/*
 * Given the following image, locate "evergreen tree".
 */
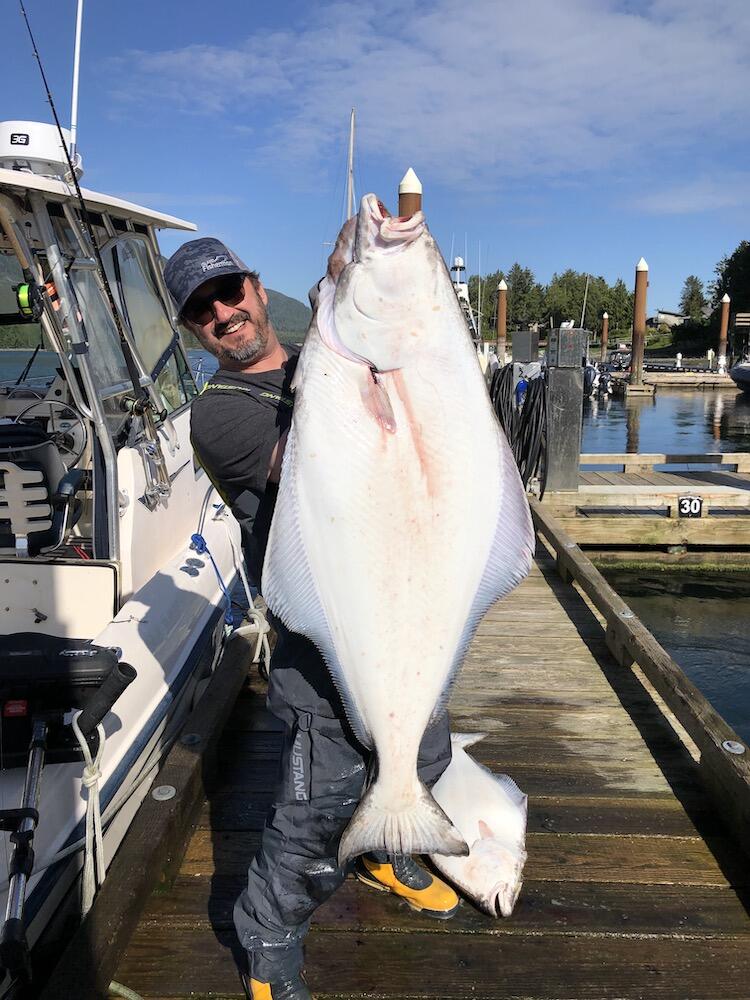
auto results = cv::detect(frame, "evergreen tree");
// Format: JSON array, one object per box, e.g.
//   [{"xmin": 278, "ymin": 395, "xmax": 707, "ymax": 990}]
[
  {"xmin": 606, "ymin": 278, "xmax": 634, "ymax": 335},
  {"xmin": 505, "ymin": 263, "xmax": 544, "ymax": 330},
  {"xmin": 545, "ymin": 270, "xmax": 589, "ymax": 328},
  {"xmin": 712, "ymin": 241, "xmax": 750, "ymax": 313},
  {"xmin": 679, "ymin": 275, "xmax": 707, "ymax": 321}
]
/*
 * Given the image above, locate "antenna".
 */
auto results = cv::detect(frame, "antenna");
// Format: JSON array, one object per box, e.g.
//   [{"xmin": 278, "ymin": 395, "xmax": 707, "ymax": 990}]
[
  {"xmin": 345, "ymin": 108, "xmax": 356, "ymax": 220},
  {"xmin": 69, "ymin": 0, "xmax": 84, "ymax": 160},
  {"xmin": 477, "ymin": 240, "xmax": 482, "ymax": 336},
  {"xmin": 18, "ymin": 0, "xmax": 153, "ymax": 413},
  {"xmin": 580, "ymin": 274, "xmax": 590, "ymax": 329}
]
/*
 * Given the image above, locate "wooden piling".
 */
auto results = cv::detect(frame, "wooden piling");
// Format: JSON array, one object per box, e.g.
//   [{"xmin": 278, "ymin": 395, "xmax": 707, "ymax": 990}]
[
  {"xmin": 600, "ymin": 311, "xmax": 609, "ymax": 362},
  {"xmin": 718, "ymin": 293, "xmax": 730, "ymax": 374},
  {"xmin": 630, "ymin": 258, "xmax": 648, "ymax": 386},
  {"xmin": 496, "ymin": 278, "xmax": 508, "ymax": 362},
  {"xmin": 398, "ymin": 167, "xmax": 422, "ymax": 218},
  {"xmin": 626, "ymin": 405, "xmax": 640, "ymax": 455}
]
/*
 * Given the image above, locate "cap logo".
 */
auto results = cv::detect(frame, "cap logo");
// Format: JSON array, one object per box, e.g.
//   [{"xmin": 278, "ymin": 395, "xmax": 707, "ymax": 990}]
[{"xmin": 201, "ymin": 255, "xmax": 231, "ymax": 272}]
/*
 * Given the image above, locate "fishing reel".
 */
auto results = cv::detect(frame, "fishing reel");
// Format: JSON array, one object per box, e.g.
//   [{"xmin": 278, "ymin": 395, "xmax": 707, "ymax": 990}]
[
  {"xmin": 13, "ymin": 280, "xmax": 60, "ymax": 324},
  {"xmin": 13, "ymin": 282, "xmax": 43, "ymax": 323}
]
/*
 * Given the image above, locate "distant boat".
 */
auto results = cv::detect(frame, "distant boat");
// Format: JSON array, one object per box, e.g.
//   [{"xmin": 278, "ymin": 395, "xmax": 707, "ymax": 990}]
[{"xmin": 729, "ymin": 361, "xmax": 750, "ymax": 393}]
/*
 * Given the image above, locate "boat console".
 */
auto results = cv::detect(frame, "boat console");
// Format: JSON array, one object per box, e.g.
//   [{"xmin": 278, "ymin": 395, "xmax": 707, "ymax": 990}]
[{"xmin": 0, "ymin": 405, "xmax": 88, "ymax": 559}]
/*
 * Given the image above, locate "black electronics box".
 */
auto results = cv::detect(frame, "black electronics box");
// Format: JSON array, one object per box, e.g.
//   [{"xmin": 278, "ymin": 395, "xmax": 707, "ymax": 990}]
[{"xmin": 511, "ymin": 330, "xmax": 539, "ymax": 363}]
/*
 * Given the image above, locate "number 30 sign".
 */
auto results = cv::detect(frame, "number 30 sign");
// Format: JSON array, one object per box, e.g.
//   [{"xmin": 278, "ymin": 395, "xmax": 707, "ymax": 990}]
[{"xmin": 678, "ymin": 496, "xmax": 703, "ymax": 518}]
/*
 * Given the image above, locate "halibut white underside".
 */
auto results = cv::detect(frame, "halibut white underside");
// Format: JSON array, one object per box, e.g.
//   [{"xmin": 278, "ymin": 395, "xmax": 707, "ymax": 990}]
[{"xmin": 262, "ymin": 196, "xmax": 534, "ymax": 863}]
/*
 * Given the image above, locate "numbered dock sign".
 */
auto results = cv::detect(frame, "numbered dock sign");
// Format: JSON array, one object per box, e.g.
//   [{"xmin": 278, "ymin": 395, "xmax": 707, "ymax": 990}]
[{"xmin": 678, "ymin": 496, "xmax": 703, "ymax": 518}]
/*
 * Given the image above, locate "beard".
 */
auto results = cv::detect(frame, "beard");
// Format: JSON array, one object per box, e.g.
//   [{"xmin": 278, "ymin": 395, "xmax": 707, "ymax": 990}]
[{"xmin": 215, "ymin": 308, "xmax": 271, "ymax": 366}]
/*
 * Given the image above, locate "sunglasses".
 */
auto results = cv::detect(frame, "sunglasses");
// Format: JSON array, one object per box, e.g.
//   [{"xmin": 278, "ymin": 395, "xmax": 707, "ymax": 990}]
[{"xmin": 183, "ymin": 273, "xmax": 247, "ymax": 325}]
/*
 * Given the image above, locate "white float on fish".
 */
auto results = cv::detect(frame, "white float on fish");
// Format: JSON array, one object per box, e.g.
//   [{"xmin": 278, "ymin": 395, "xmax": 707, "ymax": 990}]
[
  {"xmin": 430, "ymin": 733, "xmax": 528, "ymax": 917},
  {"xmin": 262, "ymin": 194, "xmax": 534, "ymax": 865}
]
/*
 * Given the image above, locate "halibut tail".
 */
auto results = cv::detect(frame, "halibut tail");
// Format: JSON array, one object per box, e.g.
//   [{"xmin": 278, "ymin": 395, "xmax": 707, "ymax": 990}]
[{"xmin": 337, "ymin": 779, "xmax": 469, "ymax": 866}]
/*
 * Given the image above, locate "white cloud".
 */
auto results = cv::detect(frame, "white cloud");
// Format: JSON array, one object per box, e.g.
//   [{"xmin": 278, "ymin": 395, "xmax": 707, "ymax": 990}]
[
  {"xmin": 633, "ymin": 174, "xmax": 750, "ymax": 214},
  {"xmin": 110, "ymin": 0, "xmax": 750, "ymax": 193}
]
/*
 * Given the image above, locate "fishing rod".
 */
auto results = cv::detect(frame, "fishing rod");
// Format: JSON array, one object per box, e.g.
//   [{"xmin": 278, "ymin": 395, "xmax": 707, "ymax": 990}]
[{"xmin": 17, "ymin": 0, "xmax": 163, "ymax": 421}]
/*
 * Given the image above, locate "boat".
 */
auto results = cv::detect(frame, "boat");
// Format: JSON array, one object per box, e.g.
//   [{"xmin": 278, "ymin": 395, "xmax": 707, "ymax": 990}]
[
  {"xmin": 0, "ymin": 115, "xmax": 263, "ymax": 996},
  {"xmin": 450, "ymin": 256, "xmax": 481, "ymax": 346},
  {"xmin": 729, "ymin": 361, "xmax": 750, "ymax": 393}
]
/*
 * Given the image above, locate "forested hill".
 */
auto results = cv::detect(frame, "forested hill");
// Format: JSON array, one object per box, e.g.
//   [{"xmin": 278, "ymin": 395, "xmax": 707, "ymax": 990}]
[{"xmin": 266, "ymin": 287, "xmax": 312, "ymax": 344}]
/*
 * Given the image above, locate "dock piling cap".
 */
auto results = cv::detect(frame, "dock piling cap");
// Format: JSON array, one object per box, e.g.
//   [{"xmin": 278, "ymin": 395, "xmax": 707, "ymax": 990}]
[
  {"xmin": 398, "ymin": 167, "xmax": 422, "ymax": 195},
  {"xmin": 498, "ymin": 279, "xmax": 508, "ymax": 291},
  {"xmin": 636, "ymin": 257, "xmax": 649, "ymax": 272}
]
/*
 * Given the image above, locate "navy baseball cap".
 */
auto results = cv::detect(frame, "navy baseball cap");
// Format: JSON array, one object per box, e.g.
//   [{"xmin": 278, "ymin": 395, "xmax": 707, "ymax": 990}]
[{"xmin": 164, "ymin": 237, "xmax": 251, "ymax": 317}]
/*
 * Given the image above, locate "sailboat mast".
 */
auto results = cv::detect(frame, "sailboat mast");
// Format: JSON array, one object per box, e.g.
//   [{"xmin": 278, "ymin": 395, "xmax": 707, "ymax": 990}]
[
  {"xmin": 69, "ymin": 0, "xmax": 85, "ymax": 160},
  {"xmin": 580, "ymin": 274, "xmax": 590, "ymax": 329},
  {"xmin": 345, "ymin": 108, "xmax": 356, "ymax": 220}
]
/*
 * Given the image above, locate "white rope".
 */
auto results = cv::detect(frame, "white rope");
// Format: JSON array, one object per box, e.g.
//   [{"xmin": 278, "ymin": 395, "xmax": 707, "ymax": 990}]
[
  {"xmin": 70, "ymin": 713, "xmax": 106, "ymax": 915},
  {"xmin": 222, "ymin": 515, "xmax": 271, "ymax": 670},
  {"xmin": 0, "ymin": 522, "xmax": 270, "ymax": 901},
  {"xmin": 0, "ymin": 711, "xmax": 184, "ymax": 892}
]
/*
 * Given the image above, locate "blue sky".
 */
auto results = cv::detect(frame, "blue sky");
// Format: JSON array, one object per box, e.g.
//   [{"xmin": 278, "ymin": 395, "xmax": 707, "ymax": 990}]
[{"xmin": 4, "ymin": 0, "xmax": 750, "ymax": 315}]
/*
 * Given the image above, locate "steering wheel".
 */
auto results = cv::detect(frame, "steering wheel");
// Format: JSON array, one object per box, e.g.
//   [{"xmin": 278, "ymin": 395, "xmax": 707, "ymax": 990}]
[
  {"xmin": 13, "ymin": 399, "xmax": 89, "ymax": 470},
  {"xmin": 5, "ymin": 386, "xmax": 46, "ymax": 400}
]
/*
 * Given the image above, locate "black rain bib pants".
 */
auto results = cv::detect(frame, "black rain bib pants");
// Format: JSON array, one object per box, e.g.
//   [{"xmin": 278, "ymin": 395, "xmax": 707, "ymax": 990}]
[{"xmin": 233, "ymin": 618, "xmax": 452, "ymax": 982}]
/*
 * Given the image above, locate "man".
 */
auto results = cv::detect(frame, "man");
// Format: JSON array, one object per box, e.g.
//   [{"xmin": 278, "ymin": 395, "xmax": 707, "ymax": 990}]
[{"xmin": 165, "ymin": 238, "xmax": 458, "ymax": 1000}]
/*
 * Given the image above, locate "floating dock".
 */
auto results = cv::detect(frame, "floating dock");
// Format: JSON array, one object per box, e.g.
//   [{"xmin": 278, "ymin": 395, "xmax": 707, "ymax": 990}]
[
  {"xmin": 611, "ymin": 371, "xmax": 737, "ymax": 390},
  {"xmin": 45, "ymin": 506, "xmax": 750, "ymax": 999},
  {"xmin": 545, "ymin": 452, "xmax": 750, "ymax": 560}
]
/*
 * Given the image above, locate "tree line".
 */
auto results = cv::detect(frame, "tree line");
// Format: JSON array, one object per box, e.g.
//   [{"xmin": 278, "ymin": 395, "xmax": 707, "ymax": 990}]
[
  {"xmin": 680, "ymin": 241, "xmax": 750, "ymax": 317},
  {"xmin": 467, "ymin": 265, "xmax": 633, "ymax": 341},
  {"xmin": 467, "ymin": 239, "xmax": 750, "ymax": 350}
]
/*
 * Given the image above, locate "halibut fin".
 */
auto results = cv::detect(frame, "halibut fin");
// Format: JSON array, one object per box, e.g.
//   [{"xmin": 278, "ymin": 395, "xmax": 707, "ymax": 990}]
[
  {"xmin": 337, "ymin": 779, "xmax": 469, "ymax": 866},
  {"xmin": 451, "ymin": 732, "xmax": 487, "ymax": 750}
]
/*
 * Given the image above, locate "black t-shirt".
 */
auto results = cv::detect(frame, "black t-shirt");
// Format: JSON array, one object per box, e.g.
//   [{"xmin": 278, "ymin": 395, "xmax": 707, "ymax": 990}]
[{"xmin": 190, "ymin": 348, "xmax": 300, "ymax": 588}]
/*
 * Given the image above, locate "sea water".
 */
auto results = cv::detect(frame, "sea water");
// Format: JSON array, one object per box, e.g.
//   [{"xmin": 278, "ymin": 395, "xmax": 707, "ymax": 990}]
[{"xmin": 581, "ymin": 388, "xmax": 750, "ymax": 741}]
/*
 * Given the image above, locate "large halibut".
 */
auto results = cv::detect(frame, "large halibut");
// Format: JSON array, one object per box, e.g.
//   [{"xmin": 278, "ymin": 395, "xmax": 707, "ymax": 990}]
[{"xmin": 262, "ymin": 194, "xmax": 534, "ymax": 864}]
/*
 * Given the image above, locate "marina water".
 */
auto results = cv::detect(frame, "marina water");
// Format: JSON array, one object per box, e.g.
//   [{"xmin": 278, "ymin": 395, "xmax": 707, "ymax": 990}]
[
  {"xmin": 583, "ymin": 387, "xmax": 750, "ymax": 741},
  {"xmin": 3, "ymin": 349, "xmax": 748, "ymax": 739}
]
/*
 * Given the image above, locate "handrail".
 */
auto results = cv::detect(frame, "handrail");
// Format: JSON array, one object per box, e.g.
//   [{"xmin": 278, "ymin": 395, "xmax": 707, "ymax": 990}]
[
  {"xmin": 530, "ymin": 497, "xmax": 750, "ymax": 857},
  {"xmin": 580, "ymin": 452, "xmax": 750, "ymax": 473}
]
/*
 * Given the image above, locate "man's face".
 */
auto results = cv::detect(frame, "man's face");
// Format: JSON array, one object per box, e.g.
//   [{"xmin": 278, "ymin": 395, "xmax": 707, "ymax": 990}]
[{"xmin": 183, "ymin": 274, "xmax": 274, "ymax": 369}]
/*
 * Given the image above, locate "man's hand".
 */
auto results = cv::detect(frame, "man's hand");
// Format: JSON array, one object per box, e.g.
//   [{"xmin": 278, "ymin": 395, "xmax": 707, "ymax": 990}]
[{"xmin": 268, "ymin": 430, "xmax": 289, "ymax": 484}]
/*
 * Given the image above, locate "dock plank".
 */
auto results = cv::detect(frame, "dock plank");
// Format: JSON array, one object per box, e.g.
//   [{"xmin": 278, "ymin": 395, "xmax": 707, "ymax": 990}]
[
  {"xmin": 116, "ymin": 926, "xmax": 750, "ymax": 999},
  {"xmin": 179, "ymin": 828, "xmax": 744, "ymax": 888},
  {"xmin": 136, "ymin": 876, "xmax": 750, "ymax": 937}
]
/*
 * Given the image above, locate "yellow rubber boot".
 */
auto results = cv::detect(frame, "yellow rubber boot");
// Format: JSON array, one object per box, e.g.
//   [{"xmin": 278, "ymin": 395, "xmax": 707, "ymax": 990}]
[
  {"xmin": 240, "ymin": 972, "xmax": 313, "ymax": 999},
  {"xmin": 355, "ymin": 853, "xmax": 459, "ymax": 919}
]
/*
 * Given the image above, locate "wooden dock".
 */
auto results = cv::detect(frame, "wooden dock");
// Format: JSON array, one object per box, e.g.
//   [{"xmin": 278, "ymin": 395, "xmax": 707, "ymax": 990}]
[
  {"xmin": 546, "ymin": 452, "xmax": 750, "ymax": 556},
  {"xmin": 93, "ymin": 508, "xmax": 750, "ymax": 1000},
  {"xmin": 611, "ymin": 371, "xmax": 737, "ymax": 390}
]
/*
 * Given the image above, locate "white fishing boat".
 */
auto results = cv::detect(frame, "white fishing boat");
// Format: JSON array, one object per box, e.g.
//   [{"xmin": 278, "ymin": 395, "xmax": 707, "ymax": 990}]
[{"xmin": 0, "ymin": 116, "xmax": 262, "ymax": 995}]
